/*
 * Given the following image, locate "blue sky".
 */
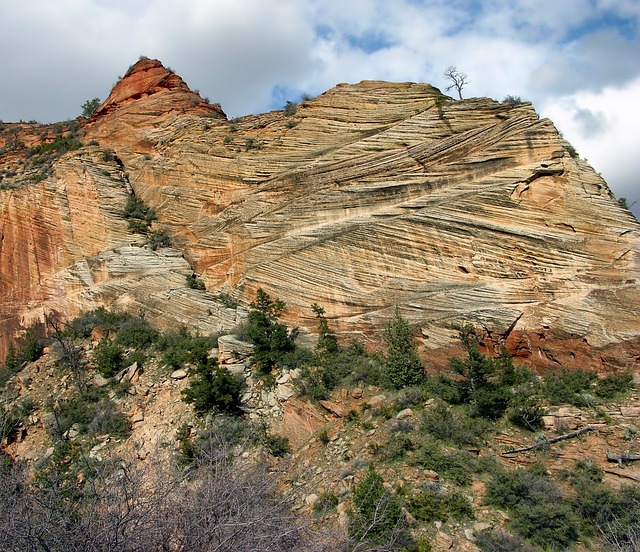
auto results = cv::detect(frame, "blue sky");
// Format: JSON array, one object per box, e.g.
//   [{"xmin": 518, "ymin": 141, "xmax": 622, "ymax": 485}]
[{"xmin": 0, "ymin": 0, "xmax": 638, "ymax": 216}]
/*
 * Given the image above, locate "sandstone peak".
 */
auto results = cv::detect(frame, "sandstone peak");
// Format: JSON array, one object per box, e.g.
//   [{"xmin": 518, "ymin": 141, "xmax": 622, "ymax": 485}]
[{"xmin": 92, "ymin": 58, "xmax": 221, "ymax": 118}]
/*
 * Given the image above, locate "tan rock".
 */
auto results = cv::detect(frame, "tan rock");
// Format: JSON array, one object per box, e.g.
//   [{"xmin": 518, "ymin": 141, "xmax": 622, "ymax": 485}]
[
  {"xmin": 433, "ymin": 531, "xmax": 454, "ymax": 551},
  {"xmin": 1, "ymin": 60, "xmax": 639, "ymax": 376},
  {"xmin": 92, "ymin": 373, "xmax": 110, "ymax": 387},
  {"xmin": 276, "ymin": 384, "xmax": 295, "ymax": 401},
  {"xmin": 396, "ymin": 408, "xmax": 414, "ymax": 419},
  {"xmin": 319, "ymin": 400, "xmax": 346, "ymax": 417},
  {"xmin": 368, "ymin": 395, "xmax": 387, "ymax": 408},
  {"xmin": 620, "ymin": 406, "xmax": 640, "ymax": 418},
  {"xmin": 304, "ymin": 494, "xmax": 319, "ymax": 508},
  {"xmin": 277, "ymin": 398, "xmax": 326, "ymax": 449}
]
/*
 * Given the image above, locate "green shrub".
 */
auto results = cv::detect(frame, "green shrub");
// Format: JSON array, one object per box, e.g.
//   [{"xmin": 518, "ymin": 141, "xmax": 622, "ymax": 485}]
[
  {"xmin": 214, "ymin": 292, "xmax": 239, "ymax": 309},
  {"xmin": 446, "ymin": 325, "xmax": 523, "ymax": 419},
  {"xmin": 48, "ymin": 387, "xmax": 130, "ymax": 440},
  {"xmin": 0, "ymin": 404, "xmax": 21, "ymax": 443},
  {"xmin": 350, "ymin": 466, "xmax": 404, "ymax": 544},
  {"xmin": 277, "ymin": 347, "xmax": 315, "ymax": 371},
  {"xmin": 26, "ymin": 133, "xmax": 82, "ymax": 158},
  {"xmin": 297, "ymin": 366, "xmax": 329, "ymax": 401},
  {"xmin": 64, "ymin": 307, "xmax": 130, "ymax": 338},
  {"xmin": 425, "ymin": 374, "xmax": 463, "ymax": 403},
  {"xmin": 263, "ymin": 433, "xmax": 291, "ymax": 457},
  {"xmin": 157, "ymin": 327, "xmax": 217, "ymax": 369},
  {"xmin": 147, "ymin": 230, "xmax": 171, "ymax": 250},
  {"xmin": 502, "ymin": 95, "xmax": 523, "ymax": 105},
  {"xmin": 93, "ymin": 339, "xmax": 125, "ymax": 378},
  {"xmin": 183, "ymin": 415, "xmax": 251, "ymax": 464},
  {"xmin": 115, "ymin": 317, "xmax": 158, "ymax": 349},
  {"xmin": 544, "ymin": 368, "xmax": 597, "ymax": 405},
  {"xmin": 1, "ymin": 327, "xmax": 44, "ymax": 386},
  {"xmin": 485, "ymin": 462, "xmax": 558, "ymax": 510},
  {"xmin": 420, "ymin": 401, "xmax": 488, "ymax": 447},
  {"xmin": 325, "ymin": 341, "xmax": 382, "ymax": 388},
  {"xmin": 283, "ymin": 100, "xmax": 297, "ymax": 116},
  {"xmin": 569, "ymin": 460, "xmax": 640, "ymax": 547},
  {"xmin": 408, "ymin": 485, "xmax": 474, "ymax": 522},
  {"xmin": 314, "ymin": 492, "xmax": 338, "ymax": 514},
  {"xmin": 245, "ymin": 137, "xmax": 262, "ymax": 150},
  {"xmin": 486, "ymin": 462, "xmax": 580, "ymax": 550},
  {"xmin": 81, "ymin": 98, "xmax": 101, "ymax": 118},
  {"xmin": 412, "ymin": 436, "xmax": 478, "ymax": 486},
  {"xmin": 187, "ymin": 274, "xmax": 206, "ymax": 290},
  {"xmin": 182, "ymin": 365, "xmax": 242, "ymax": 416},
  {"xmin": 511, "ymin": 500, "xmax": 579, "ymax": 550},
  {"xmin": 317, "ymin": 428, "xmax": 330, "ymax": 444},
  {"xmin": 395, "ymin": 386, "xmax": 426, "ymax": 409},
  {"xmin": 508, "ymin": 395, "xmax": 545, "ymax": 431},
  {"xmin": 383, "ymin": 434, "xmax": 414, "ymax": 461},
  {"xmin": 473, "ymin": 383, "xmax": 510, "ymax": 420},
  {"xmin": 597, "ymin": 484, "xmax": 640, "ymax": 550},
  {"xmin": 312, "ymin": 303, "xmax": 339, "ymax": 355},
  {"xmin": 594, "ymin": 371, "xmax": 633, "ymax": 399},
  {"xmin": 475, "ymin": 529, "xmax": 537, "ymax": 552},
  {"xmin": 123, "ymin": 194, "xmax": 156, "ymax": 234},
  {"xmin": 176, "ymin": 422, "xmax": 197, "ymax": 465}
]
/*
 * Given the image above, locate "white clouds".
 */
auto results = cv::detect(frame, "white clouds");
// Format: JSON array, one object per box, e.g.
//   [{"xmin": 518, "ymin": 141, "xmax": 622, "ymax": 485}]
[
  {"xmin": 541, "ymin": 78, "xmax": 640, "ymax": 215},
  {"xmin": 0, "ymin": 0, "xmax": 637, "ymax": 216}
]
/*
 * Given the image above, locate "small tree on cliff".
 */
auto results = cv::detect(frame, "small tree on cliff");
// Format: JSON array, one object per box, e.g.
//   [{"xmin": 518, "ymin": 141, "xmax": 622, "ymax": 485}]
[
  {"xmin": 81, "ymin": 98, "xmax": 101, "ymax": 118},
  {"xmin": 246, "ymin": 288, "xmax": 295, "ymax": 373},
  {"xmin": 382, "ymin": 309, "xmax": 425, "ymax": 389},
  {"xmin": 312, "ymin": 303, "xmax": 339, "ymax": 355},
  {"xmin": 444, "ymin": 66, "xmax": 468, "ymax": 100},
  {"xmin": 449, "ymin": 324, "xmax": 513, "ymax": 420}
]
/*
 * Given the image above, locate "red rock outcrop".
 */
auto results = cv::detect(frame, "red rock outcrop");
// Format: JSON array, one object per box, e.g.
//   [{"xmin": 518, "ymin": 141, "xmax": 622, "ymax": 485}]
[{"xmin": 1, "ymin": 60, "xmax": 638, "ymax": 371}]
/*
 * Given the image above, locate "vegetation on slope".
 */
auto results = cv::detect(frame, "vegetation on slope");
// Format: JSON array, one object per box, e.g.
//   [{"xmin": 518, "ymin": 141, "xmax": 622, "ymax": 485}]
[{"xmin": 0, "ymin": 293, "xmax": 638, "ymax": 551}]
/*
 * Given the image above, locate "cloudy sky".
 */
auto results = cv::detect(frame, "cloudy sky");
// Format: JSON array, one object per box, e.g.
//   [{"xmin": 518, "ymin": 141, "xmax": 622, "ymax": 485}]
[{"xmin": 1, "ymin": 0, "xmax": 638, "ymax": 218}]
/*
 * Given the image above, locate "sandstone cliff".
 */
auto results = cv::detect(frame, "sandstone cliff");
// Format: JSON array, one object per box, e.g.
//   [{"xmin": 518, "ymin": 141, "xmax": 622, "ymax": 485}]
[{"xmin": 1, "ymin": 58, "xmax": 638, "ymax": 370}]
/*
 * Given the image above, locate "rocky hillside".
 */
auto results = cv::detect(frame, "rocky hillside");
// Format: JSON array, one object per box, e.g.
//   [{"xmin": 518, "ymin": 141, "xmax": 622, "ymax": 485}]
[
  {"xmin": 1, "ymin": 57, "xmax": 639, "ymax": 371},
  {"xmin": 1, "ymin": 306, "xmax": 638, "ymax": 551}
]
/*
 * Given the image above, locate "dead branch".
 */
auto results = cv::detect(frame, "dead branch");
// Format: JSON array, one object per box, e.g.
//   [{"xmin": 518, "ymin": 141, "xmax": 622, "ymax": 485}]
[
  {"xmin": 603, "ymin": 469, "xmax": 640, "ymax": 482},
  {"xmin": 501, "ymin": 426, "xmax": 595, "ymax": 455}
]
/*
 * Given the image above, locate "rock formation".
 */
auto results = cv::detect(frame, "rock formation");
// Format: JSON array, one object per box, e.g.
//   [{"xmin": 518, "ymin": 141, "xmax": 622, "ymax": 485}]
[{"xmin": 1, "ymin": 58, "xmax": 638, "ymax": 371}]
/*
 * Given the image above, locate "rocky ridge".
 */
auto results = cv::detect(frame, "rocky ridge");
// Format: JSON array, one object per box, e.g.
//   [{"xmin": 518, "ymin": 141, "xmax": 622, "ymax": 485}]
[{"xmin": 1, "ymin": 58, "xmax": 638, "ymax": 372}]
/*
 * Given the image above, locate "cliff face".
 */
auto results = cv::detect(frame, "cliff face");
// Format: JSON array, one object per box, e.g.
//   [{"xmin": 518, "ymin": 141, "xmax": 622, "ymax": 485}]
[{"xmin": 1, "ymin": 59, "xmax": 638, "ymax": 370}]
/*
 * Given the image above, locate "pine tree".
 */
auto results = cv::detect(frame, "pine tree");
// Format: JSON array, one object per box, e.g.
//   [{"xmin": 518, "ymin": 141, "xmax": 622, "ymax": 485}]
[
  {"xmin": 382, "ymin": 309, "xmax": 424, "ymax": 389},
  {"xmin": 246, "ymin": 288, "xmax": 294, "ymax": 373}
]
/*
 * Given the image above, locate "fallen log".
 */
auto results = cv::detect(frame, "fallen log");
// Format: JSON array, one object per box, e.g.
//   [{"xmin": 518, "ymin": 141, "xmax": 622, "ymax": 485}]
[
  {"xmin": 606, "ymin": 449, "xmax": 640, "ymax": 466},
  {"xmin": 501, "ymin": 426, "xmax": 595, "ymax": 455}
]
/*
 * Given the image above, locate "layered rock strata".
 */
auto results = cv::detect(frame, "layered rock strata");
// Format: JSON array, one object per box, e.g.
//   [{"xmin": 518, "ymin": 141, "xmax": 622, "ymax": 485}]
[{"xmin": 1, "ymin": 59, "xmax": 638, "ymax": 370}]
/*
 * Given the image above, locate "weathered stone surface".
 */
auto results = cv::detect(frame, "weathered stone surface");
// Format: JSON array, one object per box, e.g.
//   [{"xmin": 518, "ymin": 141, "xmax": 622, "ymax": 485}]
[
  {"xmin": 396, "ymin": 408, "xmax": 414, "ymax": 419},
  {"xmin": 276, "ymin": 384, "xmax": 295, "ymax": 401},
  {"xmin": 278, "ymin": 397, "xmax": 326, "ymax": 448},
  {"xmin": 1, "ymin": 59, "xmax": 638, "ymax": 373},
  {"xmin": 217, "ymin": 335, "xmax": 254, "ymax": 360},
  {"xmin": 368, "ymin": 395, "xmax": 388, "ymax": 408},
  {"xmin": 319, "ymin": 400, "xmax": 346, "ymax": 417},
  {"xmin": 433, "ymin": 531, "xmax": 454, "ymax": 551}
]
